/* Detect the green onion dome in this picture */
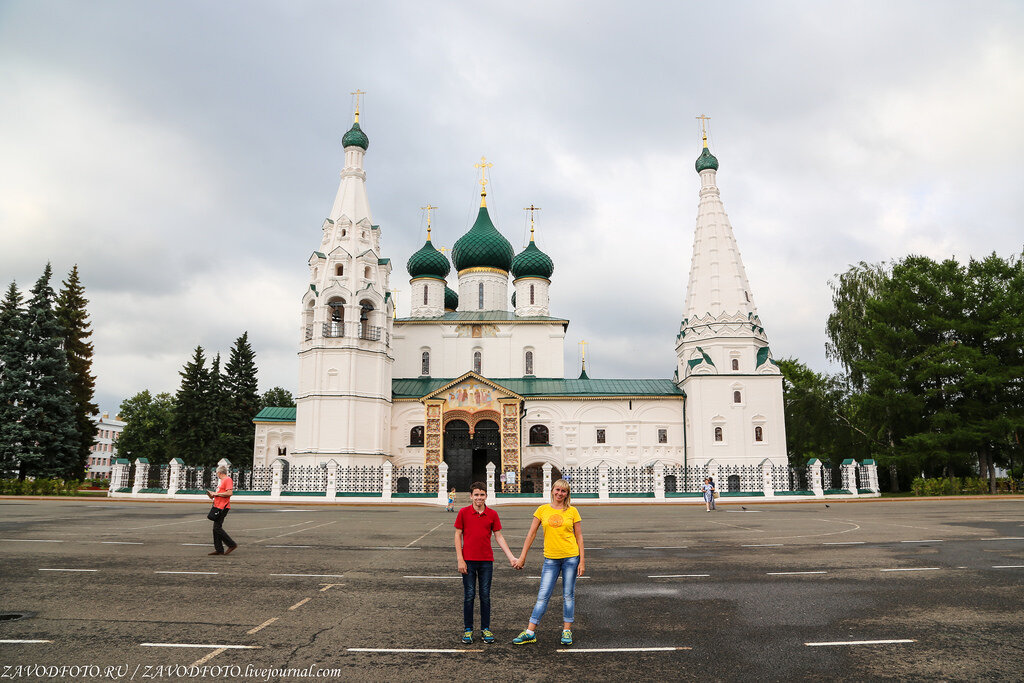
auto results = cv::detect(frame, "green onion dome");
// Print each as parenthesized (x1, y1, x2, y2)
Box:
(342, 121, 369, 150)
(444, 286, 459, 311)
(511, 239, 554, 280)
(695, 144, 718, 172)
(451, 206, 514, 272)
(407, 239, 450, 280)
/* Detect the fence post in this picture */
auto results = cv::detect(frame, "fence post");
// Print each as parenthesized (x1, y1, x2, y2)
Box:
(132, 458, 148, 494)
(841, 459, 859, 496)
(653, 461, 665, 501)
(109, 459, 130, 493)
(438, 462, 449, 506)
(762, 461, 775, 497)
(168, 458, 183, 496)
(381, 461, 393, 502)
(542, 462, 552, 496)
(707, 461, 719, 492)
(486, 461, 496, 503)
(808, 458, 824, 497)
(862, 459, 880, 493)
(598, 462, 609, 501)
(326, 459, 338, 501)
(217, 458, 232, 470)
(271, 459, 284, 500)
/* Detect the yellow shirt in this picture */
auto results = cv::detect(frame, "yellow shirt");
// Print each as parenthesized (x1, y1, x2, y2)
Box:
(534, 504, 582, 559)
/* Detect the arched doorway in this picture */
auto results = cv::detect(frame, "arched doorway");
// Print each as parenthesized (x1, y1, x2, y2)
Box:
(521, 463, 562, 495)
(444, 419, 500, 491)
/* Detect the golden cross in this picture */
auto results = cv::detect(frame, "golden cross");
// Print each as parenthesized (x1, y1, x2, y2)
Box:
(474, 156, 494, 206)
(696, 114, 711, 144)
(579, 339, 587, 362)
(523, 204, 542, 240)
(438, 246, 450, 254)
(352, 89, 366, 121)
(421, 204, 438, 239)
(391, 289, 399, 319)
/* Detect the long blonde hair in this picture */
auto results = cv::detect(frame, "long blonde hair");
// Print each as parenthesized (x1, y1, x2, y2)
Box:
(551, 478, 571, 509)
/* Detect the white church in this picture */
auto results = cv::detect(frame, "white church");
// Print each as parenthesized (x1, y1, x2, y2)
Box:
(253, 110, 788, 492)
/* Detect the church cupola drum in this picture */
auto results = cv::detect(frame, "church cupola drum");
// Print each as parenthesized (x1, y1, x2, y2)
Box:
(452, 158, 515, 311)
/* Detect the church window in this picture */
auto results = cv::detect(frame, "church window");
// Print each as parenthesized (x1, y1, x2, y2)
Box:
(529, 425, 549, 445)
(423, 285, 428, 305)
(341, 229, 347, 237)
(714, 427, 723, 442)
(362, 231, 367, 239)
(525, 351, 534, 375)
(732, 358, 739, 371)
(734, 390, 742, 403)
(745, 291, 750, 302)
(364, 266, 371, 279)
(529, 284, 535, 305)
(277, 446, 288, 456)
(313, 267, 318, 279)
(596, 428, 606, 444)
(658, 428, 667, 443)
(478, 283, 484, 310)
(755, 426, 763, 442)
(410, 426, 424, 446)
(421, 351, 430, 376)
(473, 351, 482, 374)
(336, 264, 344, 277)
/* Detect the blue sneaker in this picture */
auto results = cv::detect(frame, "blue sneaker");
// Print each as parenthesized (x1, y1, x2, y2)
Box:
(481, 629, 495, 644)
(560, 629, 573, 645)
(512, 630, 536, 645)
(462, 629, 473, 644)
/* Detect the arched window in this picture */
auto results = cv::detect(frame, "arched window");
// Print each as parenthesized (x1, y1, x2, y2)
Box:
(529, 284, 535, 305)
(665, 474, 678, 493)
(728, 474, 740, 492)
(421, 351, 430, 376)
(410, 426, 424, 446)
(478, 283, 484, 310)
(423, 284, 428, 305)
(473, 351, 482, 374)
(529, 425, 549, 445)
(335, 264, 344, 277)
(364, 266, 371, 279)
(341, 228, 347, 237)
(731, 358, 739, 371)
(326, 298, 345, 337)
(359, 301, 374, 339)
(734, 390, 742, 403)
(755, 426, 763, 442)
(525, 350, 534, 375)
(714, 427, 723, 442)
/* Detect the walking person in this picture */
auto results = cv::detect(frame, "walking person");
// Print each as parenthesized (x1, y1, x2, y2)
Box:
(447, 487, 457, 512)
(512, 479, 584, 646)
(206, 466, 237, 555)
(455, 482, 518, 644)
(702, 477, 716, 512)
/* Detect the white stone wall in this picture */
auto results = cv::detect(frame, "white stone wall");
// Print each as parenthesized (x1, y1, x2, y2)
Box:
(513, 277, 550, 317)
(408, 277, 445, 318)
(458, 270, 509, 312)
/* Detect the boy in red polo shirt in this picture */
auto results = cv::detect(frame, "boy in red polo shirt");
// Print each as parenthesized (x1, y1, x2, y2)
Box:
(454, 481, 518, 644)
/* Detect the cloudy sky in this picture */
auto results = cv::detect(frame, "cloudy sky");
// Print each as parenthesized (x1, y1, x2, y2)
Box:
(2, 1, 1022, 415)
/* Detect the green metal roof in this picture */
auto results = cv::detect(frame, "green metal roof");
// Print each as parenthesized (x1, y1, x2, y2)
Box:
(696, 145, 719, 172)
(253, 407, 298, 422)
(511, 239, 554, 280)
(342, 121, 369, 150)
(406, 238, 451, 280)
(444, 286, 459, 310)
(452, 206, 514, 272)
(395, 311, 567, 324)
(393, 377, 683, 399)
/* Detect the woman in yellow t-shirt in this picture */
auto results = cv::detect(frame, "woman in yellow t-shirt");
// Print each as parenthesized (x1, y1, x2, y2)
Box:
(511, 479, 584, 646)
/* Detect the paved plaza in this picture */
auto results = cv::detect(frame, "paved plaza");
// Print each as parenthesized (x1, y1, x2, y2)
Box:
(0, 497, 1022, 681)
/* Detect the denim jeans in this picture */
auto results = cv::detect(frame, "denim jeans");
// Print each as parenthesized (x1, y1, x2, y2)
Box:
(529, 555, 579, 625)
(462, 560, 493, 630)
(211, 508, 235, 553)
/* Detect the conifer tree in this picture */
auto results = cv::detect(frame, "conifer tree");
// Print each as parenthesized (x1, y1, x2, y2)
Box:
(0, 281, 30, 477)
(222, 332, 260, 461)
(55, 265, 97, 478)
(20, 264, 79, 478)
(171, 346, 212, 464)
(205, 352, 227, 465)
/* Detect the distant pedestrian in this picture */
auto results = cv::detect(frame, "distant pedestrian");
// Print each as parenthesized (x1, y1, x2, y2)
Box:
(455, 482, 518, 644)
(206, 466, 237, 555)
(447, 487, 457, 512)
(702, 477, 716, 512)
(512, 479, 584, 646)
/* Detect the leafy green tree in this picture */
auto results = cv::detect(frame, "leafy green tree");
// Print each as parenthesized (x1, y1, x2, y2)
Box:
(20, 264, 80, 478)
(117, 391, 175, 464)
(55, 265, 97, 478)
(0, 281, 30, 477)
(260, 386, 295, 410)
(221, 332, 260, 462)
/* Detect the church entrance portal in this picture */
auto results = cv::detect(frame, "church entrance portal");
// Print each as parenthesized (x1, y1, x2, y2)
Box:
(444, 419, 500, 491)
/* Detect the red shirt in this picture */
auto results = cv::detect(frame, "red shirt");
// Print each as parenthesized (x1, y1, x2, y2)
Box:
(454, 505, 502, 561)
(213, 476, 233, 509)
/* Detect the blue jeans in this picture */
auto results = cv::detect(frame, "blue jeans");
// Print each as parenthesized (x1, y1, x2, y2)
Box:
(529, 556, 579, 625)
(462, 560, 493, 630)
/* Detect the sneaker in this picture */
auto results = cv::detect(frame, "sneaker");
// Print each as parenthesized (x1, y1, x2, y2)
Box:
(481, 629, 495, 644)
(462, 629, 473, 644)
(512, 630, 536, 645)
(560, 629, 573, 645)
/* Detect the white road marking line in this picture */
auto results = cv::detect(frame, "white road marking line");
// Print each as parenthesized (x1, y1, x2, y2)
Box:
(181, 543, 209, 546)
(404, 576, 461, 579)
(557, 646, 690, 653)
(406, 521, 447, 548)
(880, 567, 941, 572)
(348, 648, 482, 654)
(648, 574, 710, 578)
(1, 539, 63, 543)
(823, 541, 865, 545)
(643, 546, 688, 549)
(270, 573, 345, 578)
(528, 576, 591, 579)
(900, 540, 944, 543)
(39, 568, 98, 572)
(805, 639, 916, 647)
(266, 545, 312, 548)
(140, 643, 262, 649)
(253, 520, 337, 543)
(288, 598, 311, 610)
(154, 571, 218, 575)
(0, 639, 53, 644)
(767, 571, 827, 575)
(100, 541, 143, 545)
(584, 547, 604, 550)
(743, 543, 783, 547)
(246, 618, 278, 634)
(190, 647, 226, 667)
(981, 537, 1024, 541)
(993, 565, 1024, 569)
(363, 546, 421, 550)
